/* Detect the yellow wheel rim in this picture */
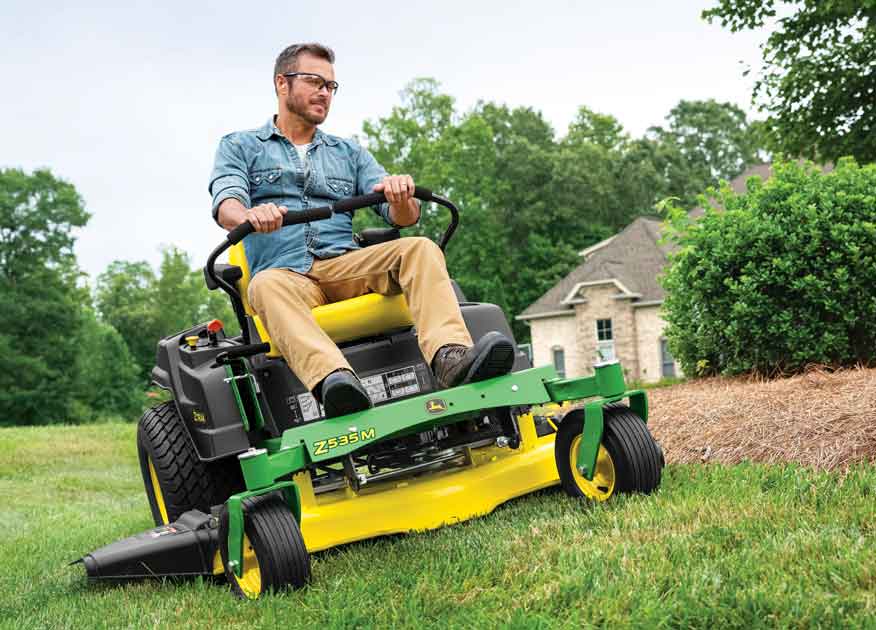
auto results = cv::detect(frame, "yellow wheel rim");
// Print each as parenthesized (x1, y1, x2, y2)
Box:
(147, 457, 169, 524)
(231, 534, 262, 599)
(212, 550, 224, 576)
(569, 436, 615, 501)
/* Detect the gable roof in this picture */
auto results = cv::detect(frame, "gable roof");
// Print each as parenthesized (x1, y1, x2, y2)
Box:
(518, 216, 672, 320)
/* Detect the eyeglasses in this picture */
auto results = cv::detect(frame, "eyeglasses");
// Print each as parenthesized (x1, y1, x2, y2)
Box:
(282, 72, 339, 95)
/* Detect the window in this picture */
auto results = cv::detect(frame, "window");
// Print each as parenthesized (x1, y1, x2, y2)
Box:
(552, 346, 566, 378)
(595, 318, 615, 361)
(661, 339, 676, 378)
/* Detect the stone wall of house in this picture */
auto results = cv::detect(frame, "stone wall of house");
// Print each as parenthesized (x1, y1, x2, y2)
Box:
(526, 288, 686, 385)
(528, 313, 580, 376)
(634, 304, 684, 383)
(572, 284, 639, 380)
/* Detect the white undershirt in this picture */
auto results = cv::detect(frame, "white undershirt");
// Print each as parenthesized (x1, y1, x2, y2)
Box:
(294, 143, 310, 164)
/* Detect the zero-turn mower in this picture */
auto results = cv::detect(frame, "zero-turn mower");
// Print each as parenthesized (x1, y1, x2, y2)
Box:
(78, 188, 664, 599)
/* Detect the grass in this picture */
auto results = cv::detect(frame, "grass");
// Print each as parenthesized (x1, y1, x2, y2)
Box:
(2, 423, 875, 629)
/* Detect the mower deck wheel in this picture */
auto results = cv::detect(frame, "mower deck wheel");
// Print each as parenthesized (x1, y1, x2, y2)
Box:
(555, 404, 663, 500)
(219, 493, 311, 599)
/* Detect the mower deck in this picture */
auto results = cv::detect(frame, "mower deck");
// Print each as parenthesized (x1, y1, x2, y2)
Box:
(296, 412, 558, 552)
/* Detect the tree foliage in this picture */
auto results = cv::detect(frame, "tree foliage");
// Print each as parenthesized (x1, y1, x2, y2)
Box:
(661, 158, 876, 377)
(703, 0, 876, 163)
(358, 81, 764, 340)
(0, 169, 91, 425)
(648, 99, 767, 207)
(95, 246, 238, 381)
(70, 307, 144, 421)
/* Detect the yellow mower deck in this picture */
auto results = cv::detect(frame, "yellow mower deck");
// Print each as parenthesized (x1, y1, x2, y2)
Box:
(296, 413, 559, 551)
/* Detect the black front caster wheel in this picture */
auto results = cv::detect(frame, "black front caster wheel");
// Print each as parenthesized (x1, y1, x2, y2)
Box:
(555, 404, 663, 501)
(219, 493, 311, 599)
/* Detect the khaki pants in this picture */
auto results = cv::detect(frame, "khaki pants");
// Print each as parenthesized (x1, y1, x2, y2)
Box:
(248, 237, 473, 391)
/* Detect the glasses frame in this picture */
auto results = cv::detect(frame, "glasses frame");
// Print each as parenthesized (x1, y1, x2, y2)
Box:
(282, 72, 339, 95)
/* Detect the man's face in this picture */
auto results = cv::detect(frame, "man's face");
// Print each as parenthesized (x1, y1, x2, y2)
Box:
(279, 53, 335, 125)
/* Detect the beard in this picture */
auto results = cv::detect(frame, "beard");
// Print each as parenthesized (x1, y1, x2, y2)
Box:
(285, 93, 328, 125)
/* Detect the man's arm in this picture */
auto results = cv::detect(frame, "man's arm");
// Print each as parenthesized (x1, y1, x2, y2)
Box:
(355, 145, 420, 228)
(210, 136, 286, 233)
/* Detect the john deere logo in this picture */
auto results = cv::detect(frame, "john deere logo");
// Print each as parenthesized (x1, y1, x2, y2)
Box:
(426, 398, 447, 414)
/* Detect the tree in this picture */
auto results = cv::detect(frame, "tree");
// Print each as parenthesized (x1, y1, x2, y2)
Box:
(362, 83, 726, 340)
(661, 158, 876, 377)
(70, 308, 144, 421)
(96, 246, 239, 381)
(565, 106, 629, 151)
(703, 0, 876, 163)
(94, 260, 159, 383)
(0, 168, 90, 425)
(648, 99, 766, 207)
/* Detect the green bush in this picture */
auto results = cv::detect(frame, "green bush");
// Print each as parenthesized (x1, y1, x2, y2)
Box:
(661, 158, 876, 376)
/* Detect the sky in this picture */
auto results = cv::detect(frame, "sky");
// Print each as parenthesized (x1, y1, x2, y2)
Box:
(1, 0, 768, 281)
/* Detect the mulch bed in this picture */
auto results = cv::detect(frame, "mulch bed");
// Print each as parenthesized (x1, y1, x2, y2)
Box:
(647, 365, 876, 470)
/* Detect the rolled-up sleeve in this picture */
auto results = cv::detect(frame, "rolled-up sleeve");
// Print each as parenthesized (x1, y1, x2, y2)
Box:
(209, 135, 251, 223)
(354, 145, 403, 228)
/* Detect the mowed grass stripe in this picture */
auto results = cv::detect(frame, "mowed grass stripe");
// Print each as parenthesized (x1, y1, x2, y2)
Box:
(1, 422, 874, 629)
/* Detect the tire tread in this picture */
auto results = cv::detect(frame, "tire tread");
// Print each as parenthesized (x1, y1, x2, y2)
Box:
(137, 401, 242, 525)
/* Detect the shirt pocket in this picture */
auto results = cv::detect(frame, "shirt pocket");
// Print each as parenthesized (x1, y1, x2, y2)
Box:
(325, 176, 354, 200)
(249, 168, 284, 200)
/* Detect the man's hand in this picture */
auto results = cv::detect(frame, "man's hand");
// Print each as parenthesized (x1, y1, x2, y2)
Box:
(374, 174, 420, 227)
(243, 203, 287, 233)
(373, 174, 415, 205)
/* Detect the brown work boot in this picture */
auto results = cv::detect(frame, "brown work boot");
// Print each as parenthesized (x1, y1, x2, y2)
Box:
(430, 331, 515, 390)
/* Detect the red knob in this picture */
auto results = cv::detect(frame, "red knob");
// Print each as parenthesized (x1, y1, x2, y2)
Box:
(207, 319, 224, 333)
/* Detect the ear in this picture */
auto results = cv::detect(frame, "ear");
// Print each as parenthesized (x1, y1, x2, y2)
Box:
(275, 74, 287, 95)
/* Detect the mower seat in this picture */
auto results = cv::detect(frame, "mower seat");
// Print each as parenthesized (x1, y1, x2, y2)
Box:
(228, 243, 414, 358)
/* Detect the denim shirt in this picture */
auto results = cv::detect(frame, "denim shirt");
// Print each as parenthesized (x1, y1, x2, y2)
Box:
(209, 118, 399, 275)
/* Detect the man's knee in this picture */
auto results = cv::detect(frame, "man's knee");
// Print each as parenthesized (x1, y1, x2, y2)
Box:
(400, 236, 443, 260)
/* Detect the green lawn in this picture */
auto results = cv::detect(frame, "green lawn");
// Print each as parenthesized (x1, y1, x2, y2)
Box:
(1, 423, 875, 629)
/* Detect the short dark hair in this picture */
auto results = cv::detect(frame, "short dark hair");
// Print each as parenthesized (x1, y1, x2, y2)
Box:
(274, 43, 335, 88)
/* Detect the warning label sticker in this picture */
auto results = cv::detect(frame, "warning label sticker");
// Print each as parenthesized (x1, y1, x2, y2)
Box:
(297, 393, 324, 422)
(360, 366, 421, 403)
(295, 365, 423, 422)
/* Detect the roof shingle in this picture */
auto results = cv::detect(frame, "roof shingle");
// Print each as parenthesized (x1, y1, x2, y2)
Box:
(518, 216, 671, 319)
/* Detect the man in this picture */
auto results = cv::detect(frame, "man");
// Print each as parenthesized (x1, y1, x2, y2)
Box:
(209, 42, 514, 418)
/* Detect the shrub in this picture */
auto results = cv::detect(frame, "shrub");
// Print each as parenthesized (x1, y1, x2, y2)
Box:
(661, 158, 876, 376)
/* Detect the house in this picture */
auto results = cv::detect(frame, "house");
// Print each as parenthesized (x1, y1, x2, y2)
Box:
(517, 164, 776, 383)
(516, 215, 679, 383)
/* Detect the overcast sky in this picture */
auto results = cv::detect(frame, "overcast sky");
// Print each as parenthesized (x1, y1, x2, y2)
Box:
(2, 0, 767, 281)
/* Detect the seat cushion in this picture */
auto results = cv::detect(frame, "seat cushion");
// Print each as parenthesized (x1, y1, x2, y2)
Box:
(252, 293, 413, 356)
(229, 244, 414, 357)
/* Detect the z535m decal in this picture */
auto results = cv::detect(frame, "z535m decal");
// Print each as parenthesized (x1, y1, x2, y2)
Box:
(313, 427, 377, 456)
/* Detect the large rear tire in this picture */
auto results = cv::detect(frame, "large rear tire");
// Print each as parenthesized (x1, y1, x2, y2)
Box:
(218, 493, 311, 599)
(555, 404, 663, 501)
(137, 401, 242, 525)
